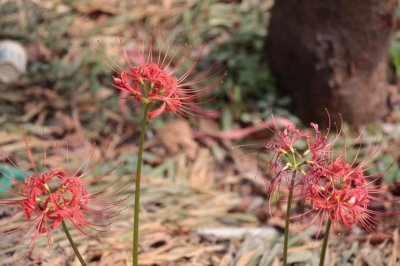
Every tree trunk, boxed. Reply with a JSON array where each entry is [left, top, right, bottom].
[[266, 0, 397, 126]]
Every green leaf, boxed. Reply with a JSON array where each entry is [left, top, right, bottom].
[[0, 165, 29, 194]]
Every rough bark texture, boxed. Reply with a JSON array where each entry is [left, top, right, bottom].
[[266, 0, 397, 126]]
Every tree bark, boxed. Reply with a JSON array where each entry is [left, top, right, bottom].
[[266, 0, 397, 126]]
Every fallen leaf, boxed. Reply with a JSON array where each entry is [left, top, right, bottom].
[[236, 250, 257, 266], [156, 120, 198, 159], [189, 148, 214, 190]]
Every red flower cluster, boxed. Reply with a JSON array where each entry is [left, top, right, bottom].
[[265, 118, 332, 197], [0, 140, 128, 253], [306, 158, 372, 231], [105, 34, 224, 120], [266, 117, 394, 234]]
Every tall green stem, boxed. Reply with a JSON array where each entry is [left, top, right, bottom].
[[319, 219, 332, 266], [133, 104, 150, 266], [62, 221, 87, 266], [282, 171, 296, 266]]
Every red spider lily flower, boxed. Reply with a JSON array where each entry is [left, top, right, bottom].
[[0, 138, 129, 254], [101, 34, 225, 120], [265, 130, 306, 195], [306, 113, 342, 162], [304, 158, 372, 232], [264, 118, 321, 196], [263, 115, 349, 221], [264, 114, 343, 194], [292, 140, 398, 236], [307, 123, 330, 160]]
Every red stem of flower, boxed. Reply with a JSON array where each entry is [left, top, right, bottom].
[[133, 104, 150, 266], [282, 171, 296, 266]]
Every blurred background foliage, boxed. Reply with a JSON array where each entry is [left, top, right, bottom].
[[1, 0, 400, 164], [1, 0, 400, 169], [0, 0, 292, 136], [1, 0, 400, 181]]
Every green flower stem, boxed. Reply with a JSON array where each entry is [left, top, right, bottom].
[[319, 219, 332, 266], [133, 104, 150, 266], [62, 221, 87, 266], [282, 171, 296, 266]]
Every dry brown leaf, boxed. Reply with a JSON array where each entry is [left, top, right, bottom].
[[156, 120, 198, 159], [21, 102, 46, 122], [24, 87, 67, 110], [219, 254, 231, 266], [232, 150, 259, 178], [0, 133, 22, 145], [25, 42, 52, 62], [187, 206, 228, 217], [141, 232, 172, 249], [183, 244, 225, 259], [272, 256, 280, 266], [0, 138, 60, 153], [138, 242, 180, 264], [139, 244, 224, 265], [69, 15, 97, 38], [75, 0, 119, 14], [236, 250, 256, 266], [389, 229, 399, 266], [140, 221, 165, 233], [175, 154, 188, 182], [189, 148, 214, 190], [162, 0, 173, 10]]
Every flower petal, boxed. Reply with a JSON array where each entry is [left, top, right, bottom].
[[148, 102, 166, 120]]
